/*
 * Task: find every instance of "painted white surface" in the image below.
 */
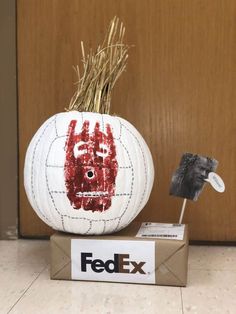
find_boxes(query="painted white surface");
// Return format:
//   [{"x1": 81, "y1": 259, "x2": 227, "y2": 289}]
[{"x1": 24, "y1": 111, "x2": 154, "y2": 235}]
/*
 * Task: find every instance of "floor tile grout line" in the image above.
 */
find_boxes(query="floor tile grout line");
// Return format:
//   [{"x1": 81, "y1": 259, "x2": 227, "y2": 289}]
[
  {"x1": 180, "y1": 287, "x2": 184, "y2": 314},
  {"x1": 188, "y1": 268, "x2": 236, "y2": 272},
  {"x1": 7, "y1": 264, "x2": 49, "y2": 314}
]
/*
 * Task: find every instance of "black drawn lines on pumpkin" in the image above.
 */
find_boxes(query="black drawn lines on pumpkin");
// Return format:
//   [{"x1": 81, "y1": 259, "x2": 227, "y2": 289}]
[
  {"x1": 54, "y1": 114, "x2": 59, "y2": 137},
  {"x1": 50, "y1": 205, "x2": 125, "y2": 223},
  {"x1": 63, "y1": 215, "x2": 91, "y2": 221},
  {"x1": 53, "y1": 191, "x2": 132, "y2": 196},
  {"x1": 51, "y1": 191, "x2": 66, "y2": 194},
  {"x1": 31, "y1": 116, "x2": 56, "y2": 226},
  {"x1": 102, "y1": 220, "x2": 106, "y2": 234},
  {"x1": 51, "y1": 208, "x2": 130, "y2": 224},
  {"x1": 115, "y1": 219, "x2": 121, "y2": 233},
  {"x1": 62, "y1": 213, "x2": 121, "y2": 228},
  {"x1": 114, "y1": 138, "x2": 134, "y2": 232},
  {"x1": 46, "y1": 164, "x2": 131, "y2": 169},
  {"x1": 45, "y1": 135, "x2": 66, "y2": 218},
  {"x1": 48, "y1": 165, "x2": 131, "y2": 225},
  {"x1": 28, "y1": 111, "x2": 140, "y2": 235},
  {"x1": 85, "y1": 220, "x2": 93, "y2": 234},
  {"x1": 51, "y1": 191, "x2": 131, "y2": 196},
  {"x1": 43, "y1": 115, "x2": 133, "y2": 234},
  {"x1": 61, "y1": 215, "x2": 65, "y2": 231},
  {"x1": 120, "y1": 121, "x2": 148, "y2": 225},
  {"x1": 111, "y1": 117, "x2": 122, "y2": 140}
]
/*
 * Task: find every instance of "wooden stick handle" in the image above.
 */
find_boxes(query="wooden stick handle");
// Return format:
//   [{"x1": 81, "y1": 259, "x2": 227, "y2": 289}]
[{"x1": 179, "y1": 198, "x2": 187, "y2": 224}]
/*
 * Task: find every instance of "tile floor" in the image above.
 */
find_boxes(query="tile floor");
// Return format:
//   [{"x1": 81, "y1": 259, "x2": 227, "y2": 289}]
[{"x1": 0, "y1": 240, "x2": 236, "y2": 314}]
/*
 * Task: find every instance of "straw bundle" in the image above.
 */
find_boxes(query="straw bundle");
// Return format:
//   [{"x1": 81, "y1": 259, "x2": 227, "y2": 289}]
[{"x1": 66, "y1": 16, "x2": 129, "y2": 114}]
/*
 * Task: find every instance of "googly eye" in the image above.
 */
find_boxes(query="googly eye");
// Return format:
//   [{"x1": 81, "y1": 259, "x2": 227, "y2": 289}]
[
  {"x1": 73, "y1": 141, "x2": 88, "y2": 158},
  {"x1": 96, "y1": 143, "x2": 108, "y2": 158}
]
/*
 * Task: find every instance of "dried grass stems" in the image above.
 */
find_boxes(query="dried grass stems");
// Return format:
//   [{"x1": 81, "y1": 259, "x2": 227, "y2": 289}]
[{"x1": 66, "y1": 16, "x2": 130, "y2": 114}]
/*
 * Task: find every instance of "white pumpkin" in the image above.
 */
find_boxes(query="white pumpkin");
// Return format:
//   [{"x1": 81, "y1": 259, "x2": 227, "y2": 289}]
[{"x1": 24, "y1": 111, "x2": 154, "y2": 234}]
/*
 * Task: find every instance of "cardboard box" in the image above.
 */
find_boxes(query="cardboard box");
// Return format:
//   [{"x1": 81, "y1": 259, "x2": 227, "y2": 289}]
[{"x1": 50, "y1": 223, "x2": 189, "y2": 286}]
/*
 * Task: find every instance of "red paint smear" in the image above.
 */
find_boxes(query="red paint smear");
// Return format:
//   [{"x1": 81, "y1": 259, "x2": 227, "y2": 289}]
[{"x1": 64, "y1": 120, "x2": 118, "y2": 212}]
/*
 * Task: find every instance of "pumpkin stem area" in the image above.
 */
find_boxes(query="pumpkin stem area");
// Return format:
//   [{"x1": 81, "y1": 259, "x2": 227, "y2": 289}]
[{"x1": 66, "y1": 16, "x2": 130, "y2": 115}]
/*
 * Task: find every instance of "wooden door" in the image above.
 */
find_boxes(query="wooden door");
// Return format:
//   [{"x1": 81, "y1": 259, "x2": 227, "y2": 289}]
[{"x1": 18, "y1": 0, "x2": 236, "y2": 240}]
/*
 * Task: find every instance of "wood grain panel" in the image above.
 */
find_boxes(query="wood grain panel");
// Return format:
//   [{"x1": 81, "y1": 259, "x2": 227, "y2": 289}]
[{"x1": 18, "y1": 0, "x2": 236, "y2": 240}]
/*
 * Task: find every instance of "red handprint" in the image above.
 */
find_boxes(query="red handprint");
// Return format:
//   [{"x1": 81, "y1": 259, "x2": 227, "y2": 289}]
[{"x1": 64, "y1": 120, "x2": 118, "y2": 212}]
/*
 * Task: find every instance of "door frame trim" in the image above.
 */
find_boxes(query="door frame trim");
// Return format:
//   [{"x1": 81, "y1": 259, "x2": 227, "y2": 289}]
[{"x1": 0, "y1": 0, "x2": 18, "y2": 239}]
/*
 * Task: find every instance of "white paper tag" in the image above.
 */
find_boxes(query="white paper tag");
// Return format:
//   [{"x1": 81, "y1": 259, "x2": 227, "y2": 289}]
[
  {"x1": 136, "y1": 222, "x2": 185, "y2": 240},
  {"x1": 205, "y1": 172, "x2": 225, "y2": 193},
  {"x1": 71, "y1": 239, "x2": 155, "y2": 284}
]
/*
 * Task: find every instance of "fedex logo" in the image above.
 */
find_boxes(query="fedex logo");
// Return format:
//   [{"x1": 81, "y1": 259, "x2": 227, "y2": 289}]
[
  {"x1": 81, "y1": 253, "x2": 146, "y2": 274},
  {"x1": 71, "y1": 239, "x2": 155, "y2": 284}
]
